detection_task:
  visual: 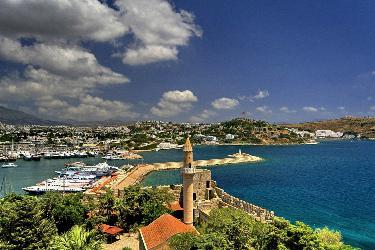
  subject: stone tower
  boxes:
[182,136,195,225]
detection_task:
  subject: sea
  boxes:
[1,140,374,249]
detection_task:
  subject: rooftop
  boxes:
[139,214,197,249]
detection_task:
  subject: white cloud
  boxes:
[256,106,272,114]
[0,36,128,82]
[122,45,178,65]
[254,90,270,99]
[151,90,198,117]
[0,0,203,120]
[280,106,296,113]
[337,106,345,110]
[303,106,319,112]
[117,0,201,65]
[0,0,127,42]
[190,109,216,123]
[0,66,137,121]
[0,0,201,68]
[239,89,269,102]
[370,106,375,111]
[211,98,239,110]
[37,95,138,121]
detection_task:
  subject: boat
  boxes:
[2,163,17,168]
[56,162,118,177]
[22,184,85,194]
[31,154,42,161]
[102,153,123,160]
[23,153,32,161]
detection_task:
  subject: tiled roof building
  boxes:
[139,214,197,250]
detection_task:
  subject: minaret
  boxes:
[182,136,195,225]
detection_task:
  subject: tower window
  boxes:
[206,181,210,188]
[193,193,197,201]
[188,163,192,168]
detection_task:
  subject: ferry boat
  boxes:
[22,184,85,194]
[2,162,18,168]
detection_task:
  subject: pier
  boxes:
[85,152,262,194]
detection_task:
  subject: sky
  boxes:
[1,0,375,123]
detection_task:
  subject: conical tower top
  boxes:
[183,136,193,152]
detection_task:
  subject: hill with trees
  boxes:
[285,116,375,138]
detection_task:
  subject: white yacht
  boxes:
[2,162,17,168]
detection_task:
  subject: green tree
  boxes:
[201,207,263,249]
[170,232,228,250]
[49,225,103,250]
[0,194,57,250]
[316,227,356,250]
[116,185,174,230]
[40,192,88,233]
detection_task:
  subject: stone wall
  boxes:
[193,169,211,200]
[214,187,274,222]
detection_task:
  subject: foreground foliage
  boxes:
[170,208,357,250]
[0,194,57,249]
[90,185,174,231]
[49,225,103,250]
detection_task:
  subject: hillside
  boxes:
[199,118,306,144]
[285,116,375,138]
[0,106,58,125]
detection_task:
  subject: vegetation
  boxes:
[170,208,357,250]
[90,185,174,231]
[49,225,103,250]
[0,189,356,250]
[197,118,306,145]
[0,194,57,249]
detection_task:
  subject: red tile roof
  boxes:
[99,224,124,235]
[168,201,183,211]
[140,214,197,249]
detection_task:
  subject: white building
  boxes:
[315,130,343,138]
[225,134,235,140]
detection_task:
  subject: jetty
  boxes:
[85,152,262,195]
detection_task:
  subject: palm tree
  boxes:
[49,225,103,250]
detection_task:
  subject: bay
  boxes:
[142,141,375,249]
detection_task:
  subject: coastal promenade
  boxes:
[85,152,262,194]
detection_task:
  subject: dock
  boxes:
[85,153,262,195]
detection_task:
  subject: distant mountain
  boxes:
[285,116,375,138]
[0,106,59,125]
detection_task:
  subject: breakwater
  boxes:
[85,153,262,194]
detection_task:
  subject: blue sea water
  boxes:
[142,141,375,249]
[1,140,375,249]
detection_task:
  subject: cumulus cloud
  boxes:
[122,45,178,65]
[0,0,127,42]
[0,0,203,120]
[256,106,272,114]
[0,36,129,81]
[254,90,270,99]
[211,98,239,110]
[37,95,138,121]
[239,89,269,102]
[370,106,375,111]
[303,106,319,112]
[0,66,137,120]
[337,107,345,110]
[190,109,216,123]
[280,106,296,113]
[117,0,202,65]
[151,90,198,117]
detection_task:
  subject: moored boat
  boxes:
[2,162,18,168]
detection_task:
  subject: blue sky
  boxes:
[1,0,375,122]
